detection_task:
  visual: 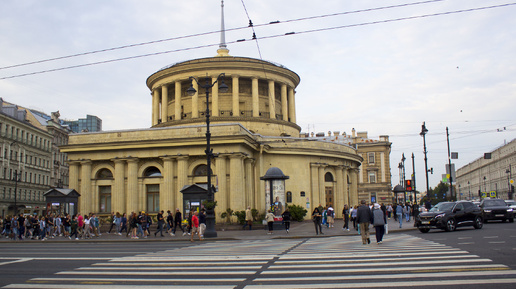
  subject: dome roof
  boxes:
[260,167,290,180]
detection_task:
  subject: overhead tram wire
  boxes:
[240,0,269,79]
[1,2,515,80]
[0,0,449,71]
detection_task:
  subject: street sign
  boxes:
[511,179,514,184]
[481,192,487,198]
[489,191,496,198]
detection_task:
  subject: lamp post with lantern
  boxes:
[186,73,228,238]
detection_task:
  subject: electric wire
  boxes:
[0,2,514,80]
[0,0,453,71]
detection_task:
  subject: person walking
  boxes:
[190,211,202,242]
[107,212,116,234]
[281,207,291,233]
[120,213,128,236]
[351,206,358,230]
[312,207,323,235]
[372,203,386,244]
[243,206,253,230]
[327,205,335,228]
[172,209,183,236]
[198,209,206,238]
[404,204,411,222]
[166,210,174,236]
[342,204,350,231]
[130,212,139,239]
[356,199,372,245]
[155,210,165,237]
[387,204,393,219]
[265,209,275,235]
[396,203,403,228]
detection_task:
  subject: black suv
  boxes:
[479,198,514,223]
[415,201,483,233]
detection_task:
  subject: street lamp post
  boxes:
[420,122,430,198]
[12,170,22,216]
[187,73,228,238]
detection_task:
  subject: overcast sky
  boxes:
[1,0,515,192]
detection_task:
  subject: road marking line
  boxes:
[458,242,475,245]
[77,266,262,270]
[271,258,492,269]
[57,271,256,276]
[484,236,499,239]
[275,254,478,264]
[244,279,516,288]
[254,270,516,281]
[32,277,246,282]
[489,241,506,244]
[4,285,234,289]
[261,264,508,275]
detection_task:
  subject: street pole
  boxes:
[13,170,21,216]
[412,152,416,203]
[446,127,454,200]
[187,73,228,238]
[420,122,430,199]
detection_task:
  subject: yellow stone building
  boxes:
[61,41,364,220]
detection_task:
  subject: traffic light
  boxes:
[405,179,413,191]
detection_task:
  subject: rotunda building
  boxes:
[62,49,363,220]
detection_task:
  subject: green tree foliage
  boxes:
[220,208,234,224]
[288,204,308,222]
[427,181,456,205]
[233,211,246,225]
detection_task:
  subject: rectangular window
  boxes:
[146,184,160,213]
[99,186,112,213]
[368,152,375,164]
[368,172,376,183]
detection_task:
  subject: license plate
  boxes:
[495,214,505,217]
[422,221,430,225]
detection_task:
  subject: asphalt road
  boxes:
[0,221,515,288]
[406,219,516,270]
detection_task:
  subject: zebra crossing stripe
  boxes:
[271,258,493,269]
[32,277,246,282]
[253,269,516,282]
[56,270,256,275]
[261,264,509,275]
[243,278,516,288]
[4,285,234,289]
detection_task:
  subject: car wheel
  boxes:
[419,228,430,233]
[445,219,456,232]
[473,216,483,229]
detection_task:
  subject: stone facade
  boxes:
[61,54,364,220]
[308,129,392,205]
[456,138,516,200]
[0,99,53,216]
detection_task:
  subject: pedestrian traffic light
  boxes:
[405,180,413,191]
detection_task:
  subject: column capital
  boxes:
[228,152,247,159]
[80,159,92,165]
[126,157,139,163]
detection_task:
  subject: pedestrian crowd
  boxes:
[1,208,206,242]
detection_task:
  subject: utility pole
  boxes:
[412,153,416,203]
[446,127,454,200]
[420,122,430,198]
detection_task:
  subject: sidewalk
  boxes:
[1,216,416,242]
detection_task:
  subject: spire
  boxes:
[216,0,230,57]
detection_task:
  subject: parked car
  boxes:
[480,198,514,222]
[414,201,483,233]
[505,200,516,215]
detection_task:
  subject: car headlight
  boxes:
[435,213,445,219]
[508,208,513,212]
[483,210,492,213]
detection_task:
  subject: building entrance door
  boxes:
[325,187,334,206]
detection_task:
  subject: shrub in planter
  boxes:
[288,204,308,222]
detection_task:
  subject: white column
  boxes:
[245,158,254,208]
[310,163,320,208]
[162,157,175,211]
[126,158,139,214]
[80,160,92,214]
[212,77,219,117]
[192,80,199,118]
[288,87,296,123]
[175,81,182,120]
[252,77,259,117]
[152,89,159,126]
[232,75,239,116]
[215,154,228,214]
[268,80,275,119]
[381,152,386,182]
[229,154,244,211]
[281,83,288,121]
[113,159,125,214]
[177,156,189,212]
[335,166,344,218]
[161,85,168,122]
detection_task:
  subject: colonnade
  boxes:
[69,154,257,217]
[151,76,297,126]
[310,163,359,218]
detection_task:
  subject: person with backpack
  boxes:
[372,203,386,244]
[172,208,183,236]
[155,210,164,237]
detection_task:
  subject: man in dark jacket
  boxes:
[356,199,372,245]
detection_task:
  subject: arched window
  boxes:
[144,166,162,177]
[286,191,292,203]
[324,172,334,182]
[96,169,113,179]
[194,165,208,176]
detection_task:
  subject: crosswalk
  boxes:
[3,234,516,288]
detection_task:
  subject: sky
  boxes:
[1,0,515,192]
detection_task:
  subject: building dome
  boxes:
[146,55,301,137]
